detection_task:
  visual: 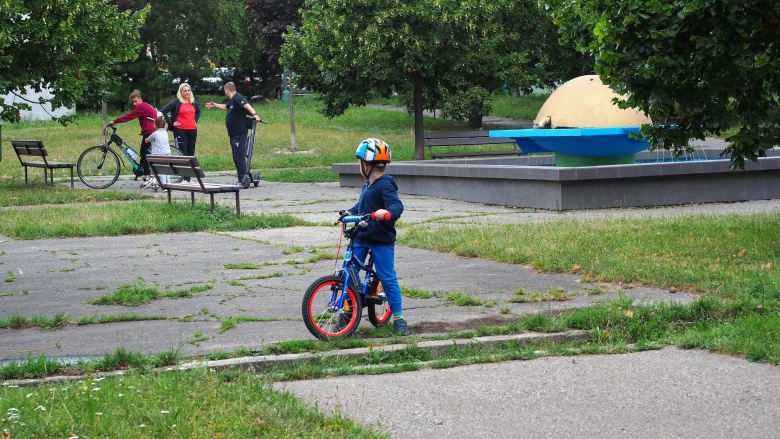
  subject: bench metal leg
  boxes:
[190,192,195,207]
[209,194,215,212]
[24,167,28,185]
[69,166,74,188]
[235,192,241,216]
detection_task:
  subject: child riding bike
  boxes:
[340,138,408,335]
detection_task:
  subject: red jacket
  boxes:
[114,102,157,136]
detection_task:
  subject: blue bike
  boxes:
[302,212,392,340]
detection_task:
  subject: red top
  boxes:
[175,102,197,130]
[113,102,157,136]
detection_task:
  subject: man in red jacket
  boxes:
[109,90,158,187]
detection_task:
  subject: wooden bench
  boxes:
[424,131,523,159]
[146,155,242,216]
[11,140,75,187]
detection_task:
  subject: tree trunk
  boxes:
[413,73,424,160]
[468,115,483,129]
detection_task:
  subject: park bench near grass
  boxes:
[11,140,75,187]
[424,131,523,159]
[146,155,242,216]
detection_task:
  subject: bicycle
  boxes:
[77,126,183,189]
[302,212,393,340]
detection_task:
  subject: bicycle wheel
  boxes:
[77,145,121,189]
[367,278,392,327]
[169,145,184,156]
[302,274,362,340]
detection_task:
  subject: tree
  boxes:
[549,0,780,169]
[282,0,589,159]
[0,0,147,123]
[113,0,223,108]
[245,0,305,80]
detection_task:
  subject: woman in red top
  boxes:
[109,89,158,187]
[161,83,201,182]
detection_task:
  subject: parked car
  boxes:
[194,75,223,94]
[252,72,314,101]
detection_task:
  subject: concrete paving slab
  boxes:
[277,346,780,439]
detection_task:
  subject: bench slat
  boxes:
[430,150,524,158]
[149,163,205,179]
[423,131,492,139]
[424,138,516,147]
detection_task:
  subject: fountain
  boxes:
[333,75,780,210]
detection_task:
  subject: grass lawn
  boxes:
[2,93,778,437]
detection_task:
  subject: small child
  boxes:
[341,139,408,335]
[144,114,171,191]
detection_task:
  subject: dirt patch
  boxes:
[410,315,515,334]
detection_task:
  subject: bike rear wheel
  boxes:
[367,279,392,327]
[169,145,184,156]
[77,145,121,189]
[302,274,362,340]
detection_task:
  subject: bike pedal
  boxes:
[366,296,384,305]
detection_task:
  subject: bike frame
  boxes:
[108,130,143,175]
[332,215,378,311]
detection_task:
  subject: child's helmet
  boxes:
[355,138,392,164]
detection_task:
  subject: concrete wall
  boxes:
[333,149,780,210]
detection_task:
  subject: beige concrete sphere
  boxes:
[533,75,651,128]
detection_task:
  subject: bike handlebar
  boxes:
[335,211,391,226]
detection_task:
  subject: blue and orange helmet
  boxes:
[355,138,392,164]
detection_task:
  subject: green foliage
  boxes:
[0,0,147,122]
[282,0,588,128]
[440,86,493,128]
[445,292,484,306]
[549,0,780,169]
[245,0,304,79]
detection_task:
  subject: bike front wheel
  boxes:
[77,145,121,189]
[367,279,392,327]
[169,145,184,156]
[302,274,362,340]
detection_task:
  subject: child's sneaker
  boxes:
[151,182,160,192]
[140,179,152,189]
[393,318,410,336]
[332,311,352,332]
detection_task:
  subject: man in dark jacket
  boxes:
[205,82,261,189]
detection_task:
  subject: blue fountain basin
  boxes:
[490,127,650,157]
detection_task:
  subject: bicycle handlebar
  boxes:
[335,211,391,226]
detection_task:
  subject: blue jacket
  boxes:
[348,175,404,245]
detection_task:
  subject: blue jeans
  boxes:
[352,241,402,314]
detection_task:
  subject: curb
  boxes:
[3,330,588,387]
[177,330,588,373]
